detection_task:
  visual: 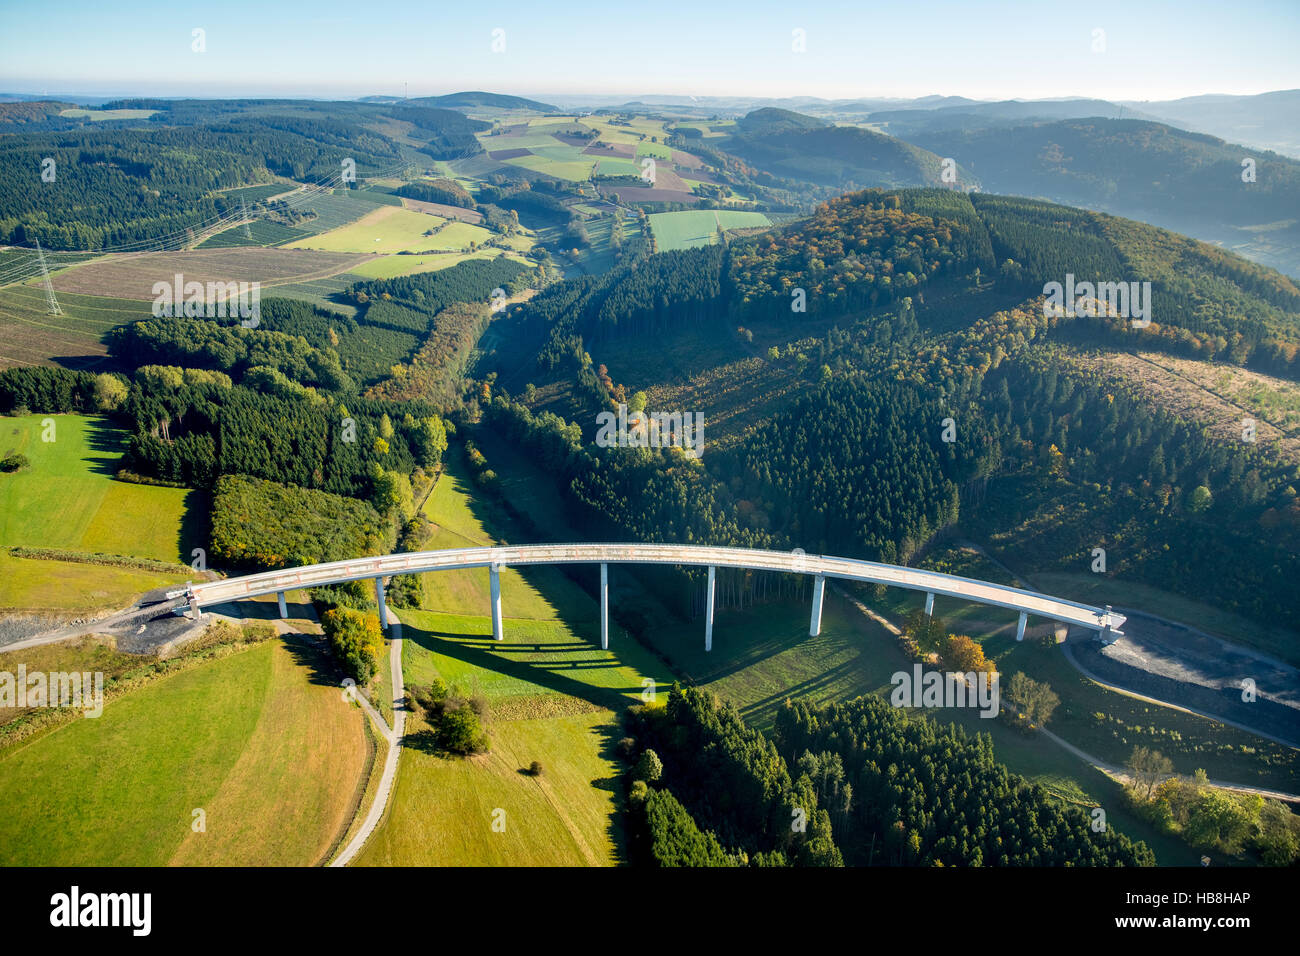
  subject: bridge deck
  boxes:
[173,543,1125,634]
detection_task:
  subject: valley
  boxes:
[0,1,1296,899]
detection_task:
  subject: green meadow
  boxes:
[0,414,197,565]
[0,636,368,866]
[355,455,669,866]
[288,205,493,254]
[649,209,773,250]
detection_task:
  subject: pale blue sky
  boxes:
[2,0,1297,101]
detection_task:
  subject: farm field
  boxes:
[0,248,98,276]
[286,205,494,255]
[499,152,594,182]
[348,248,529,280]
[0,638,148,730]
[445,153,510,181]
[0,414,196,565]
[398,197,484,222]
[634,141,673,160]
[671,120,736,139]
[578,117,670,146]
[49,247,375,300]
[0,551,189,613]
[599,182,698,206]
[354,455,668,865]
[0,636,368,866]
[594,157,641,178]
[474,116,710,189]
[271,189,400,238]
[480,127,579,150]
[649,209,772,249]
[0,284,150,370]
[351,187,404,207]
[354,709,621,866]
[197,220,308,248]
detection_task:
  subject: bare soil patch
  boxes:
[671,149,704,170]
[583,142,635,158]
[600,184,697,205]
[51,248,376,300]
[399,198,483,223]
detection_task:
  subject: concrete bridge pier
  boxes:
[809,573,826,636]
[490,564,504,642]
[705,565,716,652]
[1015,611,1027,642]
[1100,605,1118,642]
[277,590,287,619]
[374,577,388,631]
[188,593,202,621]
[924,591,935,617]
[600,562,609,650]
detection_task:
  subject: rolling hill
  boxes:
[478,186,1300,636]
[908,118,1300,277]
[1124,89,1300,159]
[408,91,560,113]
[715,109,958,189]
[866,98,1163,137]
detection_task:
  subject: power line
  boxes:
[0,159,415,289]
[35,238,62,315]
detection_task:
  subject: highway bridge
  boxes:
[171,543,1126,650]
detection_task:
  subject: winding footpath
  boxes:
[331,608,406,867]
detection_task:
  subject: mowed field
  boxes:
[0,636,369,866]
[287,205,494,255]
[49,247,376,300]
[0,283,151,370]
[0,414,195,565]
[399,196,484,222]
[649,210,772,250]
[0,551,190,614]
[348,249,530,280]
[354,455,670,866]
[499,151,595,182]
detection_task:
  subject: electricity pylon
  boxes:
[35,238,62,315]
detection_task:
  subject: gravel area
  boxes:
[1067,611,1300,747]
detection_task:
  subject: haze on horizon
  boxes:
[2,0,1297,104]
